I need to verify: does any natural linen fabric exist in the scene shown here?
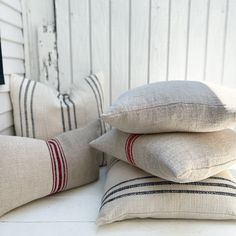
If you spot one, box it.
[10,73,106,166]
[0,121,100,217]
[90,129,236,183]
[97,160,236,226]
[101,80,236,134]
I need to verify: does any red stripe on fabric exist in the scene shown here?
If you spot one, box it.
[54,138,68,190]
[125,134,140,165]
[46,141,56,194]
[48,140,63,193]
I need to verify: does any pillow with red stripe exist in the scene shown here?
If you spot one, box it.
[90,128,236,183]
[0,121,100,217]
[9,73,107,166]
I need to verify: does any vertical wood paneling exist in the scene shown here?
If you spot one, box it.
[149,0,169,83]
[70,0,91,82]
[222,0,236,88]
[130,0,149,88]
[168,0,189,80]
[204,0,228,83]
[187,0,209,81]
[90,0,110,108]
[54,0,236,102]
[110,0,129,101]
[56,0,72,92]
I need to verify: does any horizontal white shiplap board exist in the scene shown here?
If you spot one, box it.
[0,21,24,44]
[0,2,23,28]
[2,40,24,59]
[0,92,12,114]
[0,111,14,131]
[3,58,25,74]
[0,0,22,13]
[0,126,15,135]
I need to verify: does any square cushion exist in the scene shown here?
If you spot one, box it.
[101,81,236,133]
[0,121,100,217]
[10,73,106,165]
[97,160,236,226]
[90,129,236,183]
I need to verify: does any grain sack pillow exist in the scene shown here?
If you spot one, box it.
[0,121,100,217]
[90,129,236,183]
[97,160,236,226]
[10,73,107,166]
[102,80,236,133]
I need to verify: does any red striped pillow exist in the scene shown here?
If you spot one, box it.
[0,121,100,217]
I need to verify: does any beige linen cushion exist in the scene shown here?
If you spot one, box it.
[10,73,107,166]
[0,121,100,217]
[102,80,236,133]
[90,129,236,183]
[97,160,236,226]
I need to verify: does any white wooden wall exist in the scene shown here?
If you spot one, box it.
[55,0,236,107]
[0,0,24,135]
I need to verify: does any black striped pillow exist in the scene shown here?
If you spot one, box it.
[10,73,107,166]
[97,160,236,226]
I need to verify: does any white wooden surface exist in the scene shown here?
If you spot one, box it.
[0,167,236,236]
[54,0,236,105]
[0,0,24,135]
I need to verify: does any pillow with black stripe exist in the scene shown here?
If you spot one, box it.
[97,160,236,226]
[10,73,107,166]
[0,121,100,217]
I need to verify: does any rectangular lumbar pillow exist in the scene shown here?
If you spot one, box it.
[0,121,100,217]
[90,129,236,183]
[97,160,236,226]
[101,80,236,133]
[10,73,107,166]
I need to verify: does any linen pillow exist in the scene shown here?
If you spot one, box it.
[101,80,236,133]
[0,121,100,217]
[10,73,107,166]
[97,160,236,226]
[90,129,236,183]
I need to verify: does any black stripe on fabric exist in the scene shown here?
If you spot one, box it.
[60,99,66,132]
[18,78,25,136]
[24,80,32,137]
[63,95,72,130]
[85,77,103,135]
[0,40,4,85]
[67,96,77,129]
[210,176,236,185]
[30,81,37,138]
[102,181,236,205]
[88,76,106,135]
[101,189,236,210]
[101,176,155,202]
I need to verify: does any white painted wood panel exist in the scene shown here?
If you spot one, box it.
[187,0,209,81]
[1,40,24,59]
[221,0,236,88]
[0,2,22,28]
[168,0,189,80]
[70,0,91,82]
[55,0,72,92]
[0,22,23,44]
[90,0,110,107]
[204,0,228,83]
[54,0,236,103]
[110,0,129,101]
[130,0,149,88]
[0,0,24,134]
[149,0,169,83]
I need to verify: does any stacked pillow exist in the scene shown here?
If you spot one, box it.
[90,80,236,225]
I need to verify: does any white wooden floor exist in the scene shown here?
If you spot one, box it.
[1,167,236,236]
